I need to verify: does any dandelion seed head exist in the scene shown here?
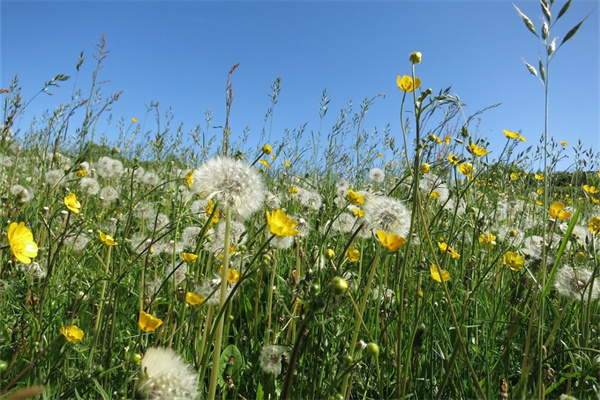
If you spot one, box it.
[11,184,34,203]
[368,168,385,183]
[79,177,100,195]
[363,195,411,239]
[99,186,119,204]
[296,187,322,211]
[138,347,199,400]
[191,156,265,220]
[45,169,66,186]
[555,265,600,302]
[259,345,286,375]
[96,156,124,179]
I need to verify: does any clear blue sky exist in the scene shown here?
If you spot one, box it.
[1,0,598,170]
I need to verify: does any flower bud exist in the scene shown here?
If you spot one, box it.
[325,248,336,260]
[366,342,380,357]
[331,276,349,295]
[409,51,422,64]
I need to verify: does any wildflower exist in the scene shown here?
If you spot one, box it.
[185,169,194,188]
[181,252,198,263]
[583,185,599,194]
[419,163,431,174]
[503,129,526,142]
[376,230,406,251]
[98,231,118,246]
[368,167,385,183]
[478,232,496,249]
[75,169,87,177]
[560,141,568,146]
[363,195,412,239]
[262,144,273,154]
[95,156,124,179]
[259,345,286,375]
[397,75,421,92]
[409,51,422,64]
[549,202,572,221]
[45,169,66,186]
[285,160,291,167]
[259,159,271,169]
[191,156,265,221]
[99,186,119,204]
[534,173,544,181]
[138,310,163,333]
[589,217,600,234]
[59,325,84,342]
[438,241,460,259]
[63,193,81,213]
[296,187,323,210]
[138,347,199,400]
[289,186,298,194]
[220,266,240,286]
[8,222,38,264]
[347,189,364,205]
[510,172,521,181]
[444,135,451,145]
[419,174,449,203]
[467,143,489,157]
[458,163,474,178]
[132,117,138,123]
[353,208,365,218]
[377,153,384,158]
[448,154,460,166]
[186,292,205,306]
[345,246,360,262]
[430,265,450,283]
[266,209,300,237]
[503,251,524,271]
[554,265,600,302]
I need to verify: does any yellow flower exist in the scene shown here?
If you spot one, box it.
[536,188,544,195]
[437,241,460,259]
[502,129,526,142]
[510,172,521,181]
[448,154,460,166]
[262,144,273,154]
[64,193,81,213]
[205,199,220,226]
[347,189,364,205]
[458,163,474,178]
[419,163,431,174]
[7,222,38,264]
[478,232,497,249]
[534,173,544,181]
[226,268,240,285]
[549,202,572,221]
[266,209,300,237]
[185,170,194,188]
[353,208,365,218]
[467,143,489,157]
[377,153,384,158]
[503,251,524,271]
[186,292,205,306]
[259,159,271,169]
[99,231,118,246]
[75,169,87,177]
[181,252,198,263]
[376,230,406,252]
[289,186,299,194]
[138,310,163,333]
[132,117,139,123]
[430,265,450,283]
[345,246,360,262]
[397,75,421,92]
[444,135,451,145]
[60,325,84,342]
[430,191,440,199]
[583,185,599,194]
[285,160,291,168]
[589,216,600,234]
[560,141,568,146]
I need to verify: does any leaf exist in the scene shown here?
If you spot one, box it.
[218,344,243,381]
[560,15,589,47]
[514,4,538,37]
[556,0,572,20]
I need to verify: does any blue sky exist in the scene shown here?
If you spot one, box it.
[1,0,598,170]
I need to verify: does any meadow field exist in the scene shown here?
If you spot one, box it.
[1,2,599,399]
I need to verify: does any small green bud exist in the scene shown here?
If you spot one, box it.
[95,365,105,374]
[333,394,344,400]
[366,342,380,357]
[341,354,354,366]
[409,51,422,64]
[0,360,7,372]
[331,276,349,295]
